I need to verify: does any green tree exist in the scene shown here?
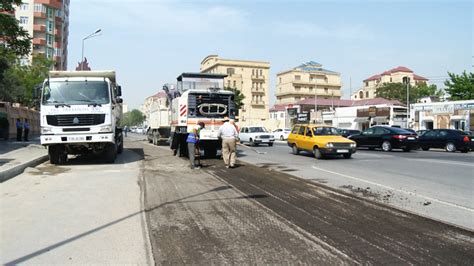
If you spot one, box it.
[0,0,32,57]
[376,82,443,103]
[121,109,145,126]
[444,71,474,100]
[224,86,245,115]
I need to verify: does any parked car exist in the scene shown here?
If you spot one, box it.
[287,124,356,159]
[337,128,361,138]
[273,128,291,140]
[348,126,419,152]
[418,129,473,152]
[239,126,275,146]
[416,129,428,136]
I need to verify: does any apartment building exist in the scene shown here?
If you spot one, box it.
[14,0,70,70]
[200,55,270,126]
[352,66,428,100]
[275,61,342,105]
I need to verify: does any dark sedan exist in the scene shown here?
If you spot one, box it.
[349,126,419,152]
[337,128,361,138]
[418,129,473,152]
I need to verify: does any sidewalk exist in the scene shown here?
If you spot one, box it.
[0,136,48,182]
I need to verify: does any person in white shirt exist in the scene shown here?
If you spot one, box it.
[218,117,238,168]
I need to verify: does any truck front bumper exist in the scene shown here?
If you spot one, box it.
[41,133,114,145]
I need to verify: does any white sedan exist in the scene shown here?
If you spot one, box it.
[239,126,275,146]
[273,128,291,140]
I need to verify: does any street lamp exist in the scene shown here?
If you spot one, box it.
[81,28,102,70]
[403,76,410,128]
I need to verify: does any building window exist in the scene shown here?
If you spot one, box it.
[259,69,263,76]
[233,80,236,88]
[324,88,328,93]
[46,48,53,58]
[365,82,369,87]
[19,16,28,24]
[34,3,44,12]
[366,91,369,98]
[20,3,29,10]
[227,68,235,75]
[390,77,392,82]
[47,7,54,18]
[295,86,301,91]
[295,75,301,80]
[47,34,53,46]
[279,77,282,83]
[280,113,284,118]
[252,69,255,76]
[47,20,54,32]
[359,91,364,99]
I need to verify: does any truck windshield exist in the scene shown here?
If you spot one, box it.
[42,81,110,105]
[181,81,221,91]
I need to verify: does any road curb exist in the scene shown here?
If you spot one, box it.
[0,155,49,183]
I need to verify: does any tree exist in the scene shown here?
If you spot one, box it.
[376,82,443,103]
[224,86,245,115]
[121,109,145,127]
[0,0,32,57]
[444,71,474,100]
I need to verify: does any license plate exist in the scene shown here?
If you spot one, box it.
[408,137,415,140]
[337,149,349,153]
[69,136,85,141]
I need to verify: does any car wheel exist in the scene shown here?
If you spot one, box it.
[249,138,256,146]
[381,141,392,152]
[445,142,456,152]
[422,147,430,151]
[343,153,352,159]
[313,147,323,159]
[280,135,284,141]
[461,149,469,153]
[292,144,299,155]
[268,142,273,147]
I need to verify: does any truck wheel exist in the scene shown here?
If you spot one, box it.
[48,145,61,165]
[104,143,117,163]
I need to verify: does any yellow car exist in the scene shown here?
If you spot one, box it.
[287,124,357,159]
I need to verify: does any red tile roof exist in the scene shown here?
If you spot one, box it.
[150,91,167,98]
[364,66,416,82]
[413,74,428,81]
[269,104,288,112]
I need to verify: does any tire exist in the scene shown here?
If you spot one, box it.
[292,144,299,155]
[402,148,411,152]
[48,145,60,165]
[268,142,274,147]
[249,138,256,147]
[313,147,323,159]
[445,142,456,152]
[343,153,352,159]
[422,147,430,151]
[381,141,392,152]
[104,143,117,163]
[280,135,284,141]
[461,149,469,153]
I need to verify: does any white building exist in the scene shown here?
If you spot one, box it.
[411,100,474,131]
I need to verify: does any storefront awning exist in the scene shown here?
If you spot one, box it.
[372,116,388,123]
[354,117,369,122]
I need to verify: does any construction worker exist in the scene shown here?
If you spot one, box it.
[186,121,204,169]
[218,117,238,168]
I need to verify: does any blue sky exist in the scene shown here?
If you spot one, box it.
[67,0,473,109]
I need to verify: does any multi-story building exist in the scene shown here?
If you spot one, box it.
[200,55,270,127]
[275,61,342,105]
[352,66,428,100]
[14,0,70,70]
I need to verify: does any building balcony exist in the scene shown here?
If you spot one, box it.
[54,41,61,48]
[54,28,61,36]
[251,87,265,94]
[275,89,342,98]
[36,0,62,9]
[292,80,341,87]
[251,101,265,106]
[54,55,61,62]
[33,38,46,46]
[33,12,46,19]
[55,16,63,23]
[33,25,46,32]
[251,75,265,81]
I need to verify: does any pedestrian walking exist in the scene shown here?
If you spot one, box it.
[124,125,128,137]
[23,119,30,141]
[16,118,23,141]
[186,121,204,169]
[218,117,238,168]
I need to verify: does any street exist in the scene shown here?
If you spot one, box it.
[238,141,474,230]
[1,135,473,264]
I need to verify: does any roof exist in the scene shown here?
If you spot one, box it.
[351,98,403,106]
[363,66,418,82]
[294,61,339,75]
[177,73,227,81]
[150,91,167,98]
[413,74,428,81]
[269,104,288,112]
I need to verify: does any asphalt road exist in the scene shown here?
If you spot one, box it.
[237,141,474,230]
[138,140,474,264]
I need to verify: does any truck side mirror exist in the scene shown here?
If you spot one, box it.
[33,85,42,98]
[116,98,123,103]
[117,85,122,96]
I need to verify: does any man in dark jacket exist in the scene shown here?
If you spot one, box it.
[16,118,23,141]
[23,119,30,141]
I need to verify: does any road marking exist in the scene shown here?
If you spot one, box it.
[311,165,474,212]
[410,158,474,168]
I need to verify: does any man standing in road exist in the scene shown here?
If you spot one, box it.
[16,118,23,141]
[186,121,204,169]
[218,117,238,168]
[23,119,30,141]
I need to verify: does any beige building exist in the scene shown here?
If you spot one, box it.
[352,66,428,100]
[14,0,70,70]
[200,55,270,127]
[275,61,342,105]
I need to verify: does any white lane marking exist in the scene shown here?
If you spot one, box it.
[410,158,474,168]
[311,165,474,212]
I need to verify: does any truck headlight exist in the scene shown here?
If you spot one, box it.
[41,127,53,134]
[326,143,334,148]
[99,125,113,133]
[350,143,357,148]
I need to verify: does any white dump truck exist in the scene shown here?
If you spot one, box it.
[39,70,124,164]
[147,91,171,145]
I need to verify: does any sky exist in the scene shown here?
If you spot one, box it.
[67,0,473,109]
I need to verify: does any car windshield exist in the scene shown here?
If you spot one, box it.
[249,127,267,133]
[42,81,110,105]
[389,127,413,134]
[312,127,340,136]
